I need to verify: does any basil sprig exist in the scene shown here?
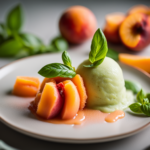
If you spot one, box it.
[129,89,150,116]
[84,28,108,68]
[0,4,68,58]
[38,51,76,78]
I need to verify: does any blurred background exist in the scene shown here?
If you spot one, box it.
[0,0,150,52]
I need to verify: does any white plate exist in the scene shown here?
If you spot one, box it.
[0,52,150,143]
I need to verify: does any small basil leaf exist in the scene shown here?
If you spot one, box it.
[62,51,72,67]
[137,89,145,103]
[0,37,23,57]
[146,93,150,102]
[125,80,141,94]
[19,33,43,54]
[51,37,68,51]
[38,63,76,78]
[0,23,12,37]
[89,28,108,63]
[129,102,142,113]
[84,57,105,68]
[143,98,149,105]
[106,48,119,61]
[141,103,150,116]
[6,4,23,32]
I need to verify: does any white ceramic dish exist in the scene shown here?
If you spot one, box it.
[0,52,149,143]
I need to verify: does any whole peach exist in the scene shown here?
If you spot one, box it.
[59,6,97,44]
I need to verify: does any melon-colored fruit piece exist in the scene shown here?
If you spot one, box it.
[71,74,87,110]
[13,76,40,97]
[36,81,63,119]
[119,53,150,73]
[61,80,80,120]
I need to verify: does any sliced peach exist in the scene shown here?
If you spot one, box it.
[13,76,40,97]
[119,13,150,51]
[61,80,80,120]
[119,53,150,73]
[103,13,125,43]
[36,81,63,119]
[40,74,87,109]
[128,5,150,15]
[71,74,87,110]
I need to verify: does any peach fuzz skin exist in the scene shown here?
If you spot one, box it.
[13,76,40,97]
[36,81,64,119]
[119,13,150,51]
[59,6,97,44]
[61,80,80,120]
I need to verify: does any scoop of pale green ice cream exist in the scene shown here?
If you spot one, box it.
[76,57,134,113]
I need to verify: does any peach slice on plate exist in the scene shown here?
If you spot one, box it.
[103,13,125,43]
[61,80,80,120]
[36,81,64,119]
[119,13,150,51]
[13,76,40,97]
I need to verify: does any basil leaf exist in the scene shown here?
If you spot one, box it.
[38,63,76,78]
[62,51,72,67]
[125,80,141,94]
[129,102,142,113]
[0,23,12,37]
[106,48,119,61]
[51,37,68,51]
[137,89,145,103]
[146,93,150,102]
[89,28,108,63]
[141,103,150,116]
[6,4,23,32]
[0,37,23,57]
[19,33,44,54]
[143,98,149,105]
[84,58,105,67]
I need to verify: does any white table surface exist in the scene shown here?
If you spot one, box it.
[0,0,150,150]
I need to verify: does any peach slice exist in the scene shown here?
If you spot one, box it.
[119,53,150,73]
[13,76,40,97]
[36,81,63,119]
[61,80,80,120]
[128,5,150,15]
[71,74,87,110]
[119,13,150,51]
[103,13,125,43]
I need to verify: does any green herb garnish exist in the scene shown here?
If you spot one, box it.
[125,80,141,94]
[84,28,108,67]
[38,51,76,78]
[0,4,68,58]
[129,89,150,117]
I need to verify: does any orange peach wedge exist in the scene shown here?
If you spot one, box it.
[61,80,80,120]
[119,53,150,74]
[59,6,97,44]
[13,76,40,97]
[103,13,125,43]
[119,13,150,51]
[36,81,64,119]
